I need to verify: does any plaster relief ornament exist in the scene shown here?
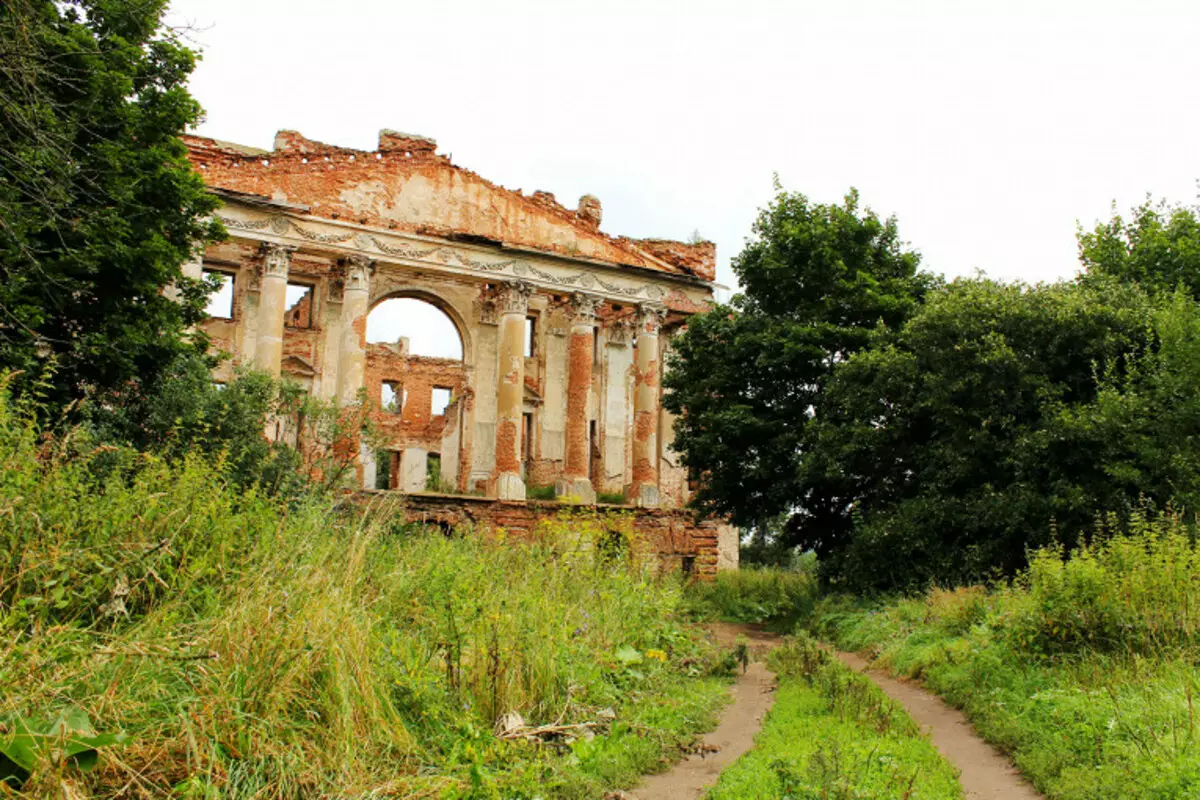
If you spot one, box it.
[606,318,633,346]
[496,280,534,315]
[636,303,667,334]
[569,292,603,325]
[261,242,297,278]
[344,254,373,290]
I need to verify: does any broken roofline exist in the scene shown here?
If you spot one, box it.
[183,129,717,282]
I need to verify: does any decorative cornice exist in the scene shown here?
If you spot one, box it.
[216,211,684,303]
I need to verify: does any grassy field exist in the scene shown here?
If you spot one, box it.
[811,511,1200,799]
[708,633,962,800]
[0,390,733,798]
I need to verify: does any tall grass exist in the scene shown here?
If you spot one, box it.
[0,386,730,798]
[684,563,819,624]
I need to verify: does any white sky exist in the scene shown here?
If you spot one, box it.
[171,0,1200,296]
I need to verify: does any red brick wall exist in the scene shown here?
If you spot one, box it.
[362,492,721,578]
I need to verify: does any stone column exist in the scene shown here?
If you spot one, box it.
[627,303,666,507]
[254,244,296,377]
[557,292,601,503]
[337,255,372,404]
[493,280,533,500]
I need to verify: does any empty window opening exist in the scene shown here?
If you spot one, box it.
[431,387,452,416]
[522,412,533,462]
[524,316,536,357]
[374,449,398,490]
[367,297,463,360]
[284,283,314,328]
[203,270,234,318]
[426,453,442,491]
[592,325,600,361]
[381,381,405,413]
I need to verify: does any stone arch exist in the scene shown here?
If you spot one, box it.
[366,289,472,364]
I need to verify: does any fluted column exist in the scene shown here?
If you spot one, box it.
[557,292,601,503]
[627,303,666,507]
[255,244,296,376]
[493,280,533,500]
[337,255,372,404]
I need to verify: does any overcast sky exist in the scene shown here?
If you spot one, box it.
[169,0,1200,296]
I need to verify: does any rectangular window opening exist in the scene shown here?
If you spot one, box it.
[284,282,314,328]
[426,453,442,491]
[381,381,404,413]
[431,386,452,417]
[524,316,536,357]
[592,325,600,362]
[522,412,533,462]
[202,269,234,319]
[374,449,396,490]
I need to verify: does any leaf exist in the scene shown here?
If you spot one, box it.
[614,645,643,666]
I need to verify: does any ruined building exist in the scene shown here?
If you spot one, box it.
[183,129,736,573]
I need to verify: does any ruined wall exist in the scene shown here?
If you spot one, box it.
[385,492,732,577]
[186,130,717,282]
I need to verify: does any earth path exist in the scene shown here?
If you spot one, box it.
[629,623,1045,800]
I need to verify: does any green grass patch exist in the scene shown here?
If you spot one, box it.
[709,633,962,800]
[811,511,1200,799]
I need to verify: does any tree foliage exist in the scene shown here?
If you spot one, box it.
[1079,198,1200,298]
[805,278,1187,589]
[663,187,930,533]
[0,0,221,408]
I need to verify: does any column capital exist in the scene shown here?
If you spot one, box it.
[342,254,373,291]
[635,303,667,334]
[496,279,534,315]
[568,291,603,326]
[260,242,298,278]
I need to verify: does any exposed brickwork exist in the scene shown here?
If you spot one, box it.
[381,493,722,578]
[565,327,593,479]
[365,347,466,452]
[185,130,710,280]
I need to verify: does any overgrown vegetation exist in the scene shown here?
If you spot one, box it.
[708,632,962,800]
[0,383,733,797]
[811,508,1200,799]
[685,563,819,627]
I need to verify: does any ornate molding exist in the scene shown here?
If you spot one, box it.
[260,243,297,278]
[216,212,681,303]
[606,318,633,347]
[568,292,603,326]
[496,279,534,316]
[636,303,667,335]
[343,254,373,292]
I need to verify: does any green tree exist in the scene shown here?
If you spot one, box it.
[0,0,222,409]
[663,187,931,534]
[1079,198,1200,298]
[805,278,1200,591]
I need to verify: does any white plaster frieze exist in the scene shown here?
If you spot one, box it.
[214,208,710,307]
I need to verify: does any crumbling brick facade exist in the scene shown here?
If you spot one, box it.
[183,128,735,571]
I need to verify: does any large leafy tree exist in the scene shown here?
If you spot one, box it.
[805,278,1200,591]
[663,187,931,536]
[0,0,221,408]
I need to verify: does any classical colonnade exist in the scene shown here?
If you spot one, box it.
[191,243,668,506]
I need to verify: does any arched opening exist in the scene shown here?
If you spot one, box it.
[367,296,464,360]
